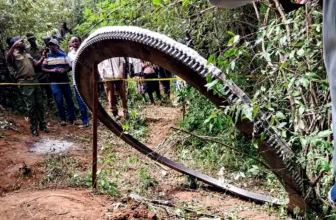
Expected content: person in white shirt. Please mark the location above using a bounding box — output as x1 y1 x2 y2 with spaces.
67 36 89 128
98 57 129 120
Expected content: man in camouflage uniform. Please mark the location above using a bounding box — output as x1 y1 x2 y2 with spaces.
26 32 53 108
6 37 49 136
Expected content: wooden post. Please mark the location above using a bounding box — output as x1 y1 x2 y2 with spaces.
92 63 98 189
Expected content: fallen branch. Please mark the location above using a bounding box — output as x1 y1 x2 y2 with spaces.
169 126 270 169
129 193 173 207
129 193 220 219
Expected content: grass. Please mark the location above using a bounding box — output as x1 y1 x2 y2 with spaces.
39 153 81 187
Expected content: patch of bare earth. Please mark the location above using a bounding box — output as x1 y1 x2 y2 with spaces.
0 189 108 220
105 105 288 219
0 112 91 194
0 104 289 219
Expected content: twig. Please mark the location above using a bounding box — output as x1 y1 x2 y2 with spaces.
263 6 271 25
189 6 216 18
131 193 220 219
309 152 332 186
252 3 260 22
273 0 291 42
169 126 270 169
309 170 325 186
129 193 173 207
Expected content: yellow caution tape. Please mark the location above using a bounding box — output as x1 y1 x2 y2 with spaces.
0 78 184 86
0 75 267 86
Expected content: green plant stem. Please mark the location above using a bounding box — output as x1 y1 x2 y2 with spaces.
169 126 270 169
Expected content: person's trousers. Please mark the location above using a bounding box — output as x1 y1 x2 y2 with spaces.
104 80 128 113
159 69 172 97
323 0 336 177
75 87 89 124
36 72 52 107
144 73 161 103
50 83 76 123
19 80 46 131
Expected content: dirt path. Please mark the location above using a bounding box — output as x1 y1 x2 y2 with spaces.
0 105 288 219
0 189 108 220
0 112 91 194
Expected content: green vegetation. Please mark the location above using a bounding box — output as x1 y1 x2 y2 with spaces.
0 0 333 217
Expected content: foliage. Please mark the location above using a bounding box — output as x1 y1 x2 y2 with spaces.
138 167 157 192
71 146 120 196
1 0 334 216
76 0 331 214
0 0 74 47
40 154 79 186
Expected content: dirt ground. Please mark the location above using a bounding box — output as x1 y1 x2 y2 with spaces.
0 105 288 219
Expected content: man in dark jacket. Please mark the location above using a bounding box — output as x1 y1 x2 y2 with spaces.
60 22 73 40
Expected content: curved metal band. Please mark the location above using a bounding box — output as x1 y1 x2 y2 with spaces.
73 26 309 212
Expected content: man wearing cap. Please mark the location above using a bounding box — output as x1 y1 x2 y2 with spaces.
26 32 53 108
6 37 49 136
42 39 77 126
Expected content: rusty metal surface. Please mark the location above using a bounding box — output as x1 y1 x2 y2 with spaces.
73 26 311 212
92 63 99 189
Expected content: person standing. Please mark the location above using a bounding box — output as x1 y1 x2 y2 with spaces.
141 61 161 104
129 58 148 104
42 39 77 126
6 37 49 136
26 32 53 108
98 57 129 120
67 36 89 128
60 22 73 40
158 67 172 99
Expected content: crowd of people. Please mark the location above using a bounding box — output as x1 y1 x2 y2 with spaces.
2 22 177 136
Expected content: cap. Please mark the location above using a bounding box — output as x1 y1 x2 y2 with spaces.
26 32 35 40
47 38 59 46
10 37 22 46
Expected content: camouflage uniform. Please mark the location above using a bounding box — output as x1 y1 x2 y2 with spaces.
27 46 52 107
12 49 46 132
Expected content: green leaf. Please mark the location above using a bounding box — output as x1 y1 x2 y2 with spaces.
152 0 162 4
292 91 301 97
224 49 238 58
205 79 219 90
297 48 305 57
252 105 259 118
227 31 235 36
298 77 310 89
207 54 216 64
276 112 285 120
317 130 333 138
253 139 258 149
227 35 240 46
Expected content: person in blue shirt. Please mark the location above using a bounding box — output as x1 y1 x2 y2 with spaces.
42 39 76 126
